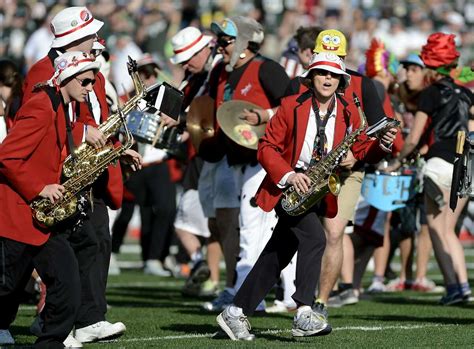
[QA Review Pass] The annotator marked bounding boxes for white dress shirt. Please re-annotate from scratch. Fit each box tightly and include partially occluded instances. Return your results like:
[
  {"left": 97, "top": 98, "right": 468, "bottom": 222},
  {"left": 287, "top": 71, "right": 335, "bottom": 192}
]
[{"left": 278, "top": 101, "right": 337, "bottom": 187}]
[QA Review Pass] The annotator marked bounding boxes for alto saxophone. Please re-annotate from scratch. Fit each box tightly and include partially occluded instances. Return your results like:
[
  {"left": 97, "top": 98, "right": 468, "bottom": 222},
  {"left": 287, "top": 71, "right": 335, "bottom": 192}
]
[
  {"left": 281, "top": 93, "right": 367, "bottom": 216},
  {"left": 31, "top": 57, "right": 146, "bottom": 227}
]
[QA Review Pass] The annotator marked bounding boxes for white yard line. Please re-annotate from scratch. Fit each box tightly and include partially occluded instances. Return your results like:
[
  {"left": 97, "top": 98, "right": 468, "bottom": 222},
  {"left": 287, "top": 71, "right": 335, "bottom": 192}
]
[{"left": 109, "top": 323, "right": 458, "bottom": 343}]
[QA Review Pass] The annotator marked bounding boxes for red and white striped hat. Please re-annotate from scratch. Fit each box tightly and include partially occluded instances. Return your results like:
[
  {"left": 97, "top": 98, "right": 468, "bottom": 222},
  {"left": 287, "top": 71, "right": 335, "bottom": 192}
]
[
  {"left": 50, "top": 7, "right": 103, "bottom": 48},
  {"left": 48, "top": 51, "right": 100, "bottom": 87},
  {"left": 170, "top": 27, "right": 213, "bottom": 65},
  {"left": 301, "top": 52, "right": 351, "bottom": 88}
]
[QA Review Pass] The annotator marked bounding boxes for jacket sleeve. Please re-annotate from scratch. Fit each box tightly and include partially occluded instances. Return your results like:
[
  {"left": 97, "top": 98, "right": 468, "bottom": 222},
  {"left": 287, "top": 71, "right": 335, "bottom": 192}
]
[
  {"left": 257, "top": 101, "right": 294, "bottom": 185},
  {"left": 0, "top": 97, "right": 54, "bottom": 201}
]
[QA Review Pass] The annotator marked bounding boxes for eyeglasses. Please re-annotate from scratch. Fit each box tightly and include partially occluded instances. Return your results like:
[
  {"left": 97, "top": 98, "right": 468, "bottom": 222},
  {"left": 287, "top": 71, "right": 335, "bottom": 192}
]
[
  {"left": 313, "top": 69, "right": 341, "bottom": 78},
  {"left": 75, "top": 77, "right": 96, "bottom": 87},
  {"left": 217, "top": 36, "right": 235, "bottom": 48}
]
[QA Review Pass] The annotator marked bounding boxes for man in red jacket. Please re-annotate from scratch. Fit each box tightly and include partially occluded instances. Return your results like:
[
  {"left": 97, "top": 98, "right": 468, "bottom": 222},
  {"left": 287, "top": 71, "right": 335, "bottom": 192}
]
[
  {"left": 216, "top": 52, "right": 396, "bottom": 340},
  {"left": 22, "top": 7, "right": 140, "bottom": 345},
  {"left": 0, "top": 51, "right": 100, "bottom": 348}
]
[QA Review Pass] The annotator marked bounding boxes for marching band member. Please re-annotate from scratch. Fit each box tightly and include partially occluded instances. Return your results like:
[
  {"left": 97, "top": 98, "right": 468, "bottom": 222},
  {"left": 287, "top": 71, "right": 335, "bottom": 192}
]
[
  {"left": 216, "top": 52, "right": 396, "bottom": 340},
  {"left": 200, "top": 16, "right": 290, "bottom": 312},
  {"left": 386, "top": 32, "right": 474, "bottom": 305},
  {"left": 22, "top": 7, "right": 141, "bottom": 345},
  {"left": 168, "top": 27, "right": 222, "bottom": 296},
  {"left": 0, "top": 51, "right": 99, "bottom": 348}
]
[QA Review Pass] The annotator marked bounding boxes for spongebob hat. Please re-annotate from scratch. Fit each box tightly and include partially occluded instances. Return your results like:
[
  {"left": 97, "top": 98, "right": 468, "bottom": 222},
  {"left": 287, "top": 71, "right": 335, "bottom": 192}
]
[{"left": 314, "top": 29, "right": 347, "bottom": 57}]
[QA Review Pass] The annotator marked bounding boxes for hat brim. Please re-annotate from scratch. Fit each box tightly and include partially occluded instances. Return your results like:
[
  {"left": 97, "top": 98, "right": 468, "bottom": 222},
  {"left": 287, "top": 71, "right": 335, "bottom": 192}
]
[
  {"left": 301, "top": 65, "right": 351, "bottom": 88},
  {"left": 211, "top": 20, "right": 237, "bottom": 38},
  {"left": 400, "top": 60, "right": 424, "bottom": 68},
  {"left": 170, "top": 35, "right": 213, "bottom": 65},
  {"left": 51, "top": 18, "right": 104, "bottom": 48}
]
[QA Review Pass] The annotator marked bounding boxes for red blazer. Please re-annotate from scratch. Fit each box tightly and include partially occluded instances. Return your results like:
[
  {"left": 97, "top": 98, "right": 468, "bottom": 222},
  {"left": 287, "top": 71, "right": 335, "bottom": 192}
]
[
  {"left": 0, "top": 91, "right": 67, "bottom": 246},
  {"left": 255, "top": 90, "right": 386, "bottom": 216},
  {"left": 23, "top": 51, "right": 123, "bottom": 209}
]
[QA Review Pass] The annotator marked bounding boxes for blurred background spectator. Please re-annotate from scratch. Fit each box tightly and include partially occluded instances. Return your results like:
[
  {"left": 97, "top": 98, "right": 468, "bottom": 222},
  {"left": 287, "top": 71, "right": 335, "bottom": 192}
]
[{"left": 0, "top": 0, "right": 471, "bottom": 87}]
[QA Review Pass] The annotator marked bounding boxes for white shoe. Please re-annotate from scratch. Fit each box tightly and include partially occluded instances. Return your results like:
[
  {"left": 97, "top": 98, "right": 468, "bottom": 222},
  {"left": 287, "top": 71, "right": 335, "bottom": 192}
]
[
  {"left": 64, "top": 333, "right": 83, "bottom": 348},
  {"left": 266, "top": 300, "right": 297, "bottom": 313},
  {"left": 144, "top": 260, "right": 171, "bottom": 277},
  {"left": 0, "top": 329, "right": 15, "bottom": 345},
  {"left": 108, "top": 253, "right": 121, "bottom": 276},
  {"left": 75, "top": 321, "right": 126, "bottom": 343}
]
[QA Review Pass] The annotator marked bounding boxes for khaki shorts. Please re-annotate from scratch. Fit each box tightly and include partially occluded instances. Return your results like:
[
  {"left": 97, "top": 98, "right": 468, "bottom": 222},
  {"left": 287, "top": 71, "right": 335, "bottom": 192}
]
[{"left": 336, "top": 170, "right": 364, "bottom": 222}]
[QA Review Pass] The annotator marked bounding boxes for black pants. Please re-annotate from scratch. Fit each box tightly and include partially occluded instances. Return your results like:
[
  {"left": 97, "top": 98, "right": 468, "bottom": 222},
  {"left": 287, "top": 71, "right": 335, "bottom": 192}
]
[
  {"left": 127, "top": 163, "right": 176, "bottom": 261},
  {"left": 0, "top": 234, "right": 81, "bottom": 349},
  {"left": 69, "top": 197, "right": 110, "bottom": 328},
  {"left": 233, "top": 204, "right": 326, "bottom": 315},
  {"left": 208, "top": 208, "right": 240, "bottom": 288},
  {"left": 111, "top": 199, "right": 135, "bottom": 253}
]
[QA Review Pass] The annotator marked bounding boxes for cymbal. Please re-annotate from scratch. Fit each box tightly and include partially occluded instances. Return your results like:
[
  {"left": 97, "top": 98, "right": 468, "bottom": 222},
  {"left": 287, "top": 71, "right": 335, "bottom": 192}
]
[
  {"left": 186, "top": 95, "right": 215, "bottom": 151},
  {"left": 216, "top": 100, "right": 266, "bottom": 150}
]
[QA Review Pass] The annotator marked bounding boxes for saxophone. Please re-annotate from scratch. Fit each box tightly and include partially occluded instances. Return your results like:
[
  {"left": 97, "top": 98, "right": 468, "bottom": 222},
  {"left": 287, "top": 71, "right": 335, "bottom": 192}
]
[
  {"left": 281, "top": 93, "right": 367, "bottom": 216},
  {"left": 30, "top": 57, "right": 146, "bottom": 227}
]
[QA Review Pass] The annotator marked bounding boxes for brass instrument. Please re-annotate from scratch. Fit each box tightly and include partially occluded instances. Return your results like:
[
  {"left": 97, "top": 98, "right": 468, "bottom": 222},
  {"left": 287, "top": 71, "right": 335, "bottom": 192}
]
[
  {"left": 281, "top": 93, "right": 367, "bottom": 216},
  {"left": 186, "top": 95, "right": 215, "bottom": 151},
  {"left": 30, "top": 57, "right": 145, "bottom": 227},
  {"left": 216, "top": 100, "right": 267, "bottom": 150}
]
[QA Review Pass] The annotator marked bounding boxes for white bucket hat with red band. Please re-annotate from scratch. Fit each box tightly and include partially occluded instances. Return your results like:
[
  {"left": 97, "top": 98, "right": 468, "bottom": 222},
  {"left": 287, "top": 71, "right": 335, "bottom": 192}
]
[
  {"left": 170, "top": 27, "right": 213, "bottom": 65},
  {"left": 301, "top": 52, "right": 351, "bottom": 89},
  {"left": 48, "top": 51, "right": 101, "bottom": 87},
  {"left": 50, "top": 7, "right": 104, "bottom": 48}
]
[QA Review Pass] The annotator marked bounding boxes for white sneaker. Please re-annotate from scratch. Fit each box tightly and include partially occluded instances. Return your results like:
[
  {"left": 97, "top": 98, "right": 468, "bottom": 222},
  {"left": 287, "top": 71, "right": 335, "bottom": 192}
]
[
  {"left": 64, "top": 333, "right": 83, "bottom": 348},
  {"left": 75, "top": 321, "right": 126, "bottom": 343},
  {"left": 108, "top": 253, "right": 121, "bottom": 276},
  {"left": 144, "top": 260, "right": 172, "bottom": 277},
  {"left": 0, "top": 329, "right": 14, "bottom": 345},
  {"left": 265, "top": 300, "right": 296, "bottom": 313}
]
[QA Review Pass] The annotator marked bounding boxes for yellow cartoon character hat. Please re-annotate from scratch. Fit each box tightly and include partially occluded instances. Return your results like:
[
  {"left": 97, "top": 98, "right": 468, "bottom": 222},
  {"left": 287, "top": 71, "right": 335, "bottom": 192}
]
[{"left": 314, "top": 29, "right": 347, "bottom": 57}]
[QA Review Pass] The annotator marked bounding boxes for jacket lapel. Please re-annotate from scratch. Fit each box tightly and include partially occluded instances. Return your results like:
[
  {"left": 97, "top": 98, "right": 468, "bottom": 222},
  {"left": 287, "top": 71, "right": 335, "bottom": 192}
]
[
  {"left": 291, "top": 91, "right": 312, "bottom": 167},
  {"left": 333, "top": 96, "right": 349, "bottom": 148}
]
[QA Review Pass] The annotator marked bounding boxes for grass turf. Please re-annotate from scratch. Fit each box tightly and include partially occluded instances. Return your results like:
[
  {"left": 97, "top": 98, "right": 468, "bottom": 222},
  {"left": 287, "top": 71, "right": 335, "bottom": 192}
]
[{"left": 9, "top": 244, "right": 474, "bottom": 348}]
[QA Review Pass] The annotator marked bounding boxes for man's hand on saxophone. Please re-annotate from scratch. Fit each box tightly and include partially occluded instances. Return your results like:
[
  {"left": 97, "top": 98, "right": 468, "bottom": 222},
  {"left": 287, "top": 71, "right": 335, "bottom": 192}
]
[
  {"left": 85, "top": 126, "right": 107, "bottom": 149},
  {"left": 121, "top": 149, "right": 143, "bottom": 171},
  {"left": 340, "top": 149, "right": 357, "bottom": 169},
  {"left": 287, "top": 172, "right": 312, "bottom": 194},
  {"left": 39, "top": 184, "right": 65, "bottom": 204}
]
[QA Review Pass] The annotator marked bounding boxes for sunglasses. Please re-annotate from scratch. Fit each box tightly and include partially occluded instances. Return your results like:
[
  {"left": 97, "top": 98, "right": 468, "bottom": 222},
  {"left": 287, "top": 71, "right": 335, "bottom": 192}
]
[
  {"left": 313, "top": 69, "right": 341, "bottom": 78},
  {"left": 217, "top": 36, "right": 235, "bottom": 48},
  {"left": 75, "top": 77, "right": 96, "bottom": 87}
]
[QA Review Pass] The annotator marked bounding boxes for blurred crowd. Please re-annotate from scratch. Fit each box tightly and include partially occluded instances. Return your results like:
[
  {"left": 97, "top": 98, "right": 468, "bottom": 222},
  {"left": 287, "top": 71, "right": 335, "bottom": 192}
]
[{"left": 1, "top": 0, "right": 473, "bottom": 92}]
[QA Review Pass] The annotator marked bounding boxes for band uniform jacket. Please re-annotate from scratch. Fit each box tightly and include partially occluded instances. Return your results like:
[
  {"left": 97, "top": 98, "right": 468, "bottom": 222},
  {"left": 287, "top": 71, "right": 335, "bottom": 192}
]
[
  {"left": 0, "top": 91, "right": 67, "bottom": 246},
  {"left": 255, "top": 91, "right": 387, "bottom": 217},
  {"left": 22, "top": 52, "right": 123, "bottom": 209}
]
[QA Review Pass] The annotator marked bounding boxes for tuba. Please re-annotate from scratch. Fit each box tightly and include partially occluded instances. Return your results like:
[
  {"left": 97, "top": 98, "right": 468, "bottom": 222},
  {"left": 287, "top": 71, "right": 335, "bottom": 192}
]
[
  {"left": 281, "top": 93, "right": 367, "bottom": 216},
  {"left": 30, "top": 57, "right": 145, "bottom": 227}
]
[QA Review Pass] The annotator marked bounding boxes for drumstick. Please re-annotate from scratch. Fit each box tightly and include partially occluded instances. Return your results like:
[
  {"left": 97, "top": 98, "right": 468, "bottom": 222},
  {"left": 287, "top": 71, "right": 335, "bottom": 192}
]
[{"left": 151, "top": 118, "right": 165, "bottom": 148}]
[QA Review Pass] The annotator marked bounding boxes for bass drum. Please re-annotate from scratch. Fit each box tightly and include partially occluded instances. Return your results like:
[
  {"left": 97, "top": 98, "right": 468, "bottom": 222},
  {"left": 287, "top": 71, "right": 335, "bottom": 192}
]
[{"left": 361, "top": 168, "right": 418, "bottom": 212}]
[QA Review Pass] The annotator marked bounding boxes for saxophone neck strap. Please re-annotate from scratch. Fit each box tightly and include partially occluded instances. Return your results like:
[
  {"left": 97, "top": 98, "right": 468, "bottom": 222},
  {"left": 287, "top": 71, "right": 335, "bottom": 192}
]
[{"left": 60, "top": 95, "right": 77, "bottom": 160}]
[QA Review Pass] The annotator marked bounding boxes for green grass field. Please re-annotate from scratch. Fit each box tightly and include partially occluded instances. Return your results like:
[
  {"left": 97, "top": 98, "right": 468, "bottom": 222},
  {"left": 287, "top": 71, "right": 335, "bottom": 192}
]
[{"left": 9, "top": 244, "right": 474, "bottom": 348}]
